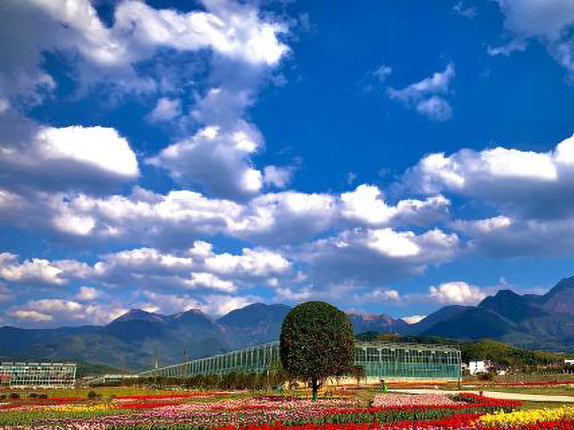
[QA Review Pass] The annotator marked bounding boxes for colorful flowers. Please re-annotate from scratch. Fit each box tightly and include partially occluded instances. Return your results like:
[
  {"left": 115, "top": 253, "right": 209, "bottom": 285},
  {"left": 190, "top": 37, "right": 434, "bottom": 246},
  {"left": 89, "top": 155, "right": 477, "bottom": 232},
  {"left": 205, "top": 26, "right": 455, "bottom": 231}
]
[
  {"left": 0, "top": 390, "right": 531, "bottom": 430},
  {"left": 478, "top": 407, "right": 574, "bottom": 426}
]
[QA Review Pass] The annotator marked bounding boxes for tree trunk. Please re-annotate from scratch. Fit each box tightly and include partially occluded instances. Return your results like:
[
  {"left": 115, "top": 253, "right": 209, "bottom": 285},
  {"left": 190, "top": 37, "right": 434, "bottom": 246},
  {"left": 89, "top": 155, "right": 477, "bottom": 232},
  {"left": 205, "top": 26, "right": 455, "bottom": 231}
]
[{"left": 311, "top": 377, "right": 318, "bottom": 401}]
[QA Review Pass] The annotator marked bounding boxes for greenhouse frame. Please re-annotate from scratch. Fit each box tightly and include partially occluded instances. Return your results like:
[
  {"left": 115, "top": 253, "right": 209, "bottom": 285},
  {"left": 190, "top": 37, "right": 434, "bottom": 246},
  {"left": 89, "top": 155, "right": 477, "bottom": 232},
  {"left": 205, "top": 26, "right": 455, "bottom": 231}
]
[
  {"left": 0, "top": 362, "right": 77, "bottom": 388},
  {"left": 139, "top": 341, "right": 461, "bottom": 381}
]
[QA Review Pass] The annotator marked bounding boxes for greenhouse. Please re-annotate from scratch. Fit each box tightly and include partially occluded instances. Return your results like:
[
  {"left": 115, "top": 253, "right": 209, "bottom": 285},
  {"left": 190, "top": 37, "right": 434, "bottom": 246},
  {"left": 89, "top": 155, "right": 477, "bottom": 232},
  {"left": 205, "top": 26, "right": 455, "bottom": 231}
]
[
  {"left": 139, "top": 341, "right": 461, "bottom": 381},
  {"left": 0, "top": 362, "right": 76, "bottom": 388}
]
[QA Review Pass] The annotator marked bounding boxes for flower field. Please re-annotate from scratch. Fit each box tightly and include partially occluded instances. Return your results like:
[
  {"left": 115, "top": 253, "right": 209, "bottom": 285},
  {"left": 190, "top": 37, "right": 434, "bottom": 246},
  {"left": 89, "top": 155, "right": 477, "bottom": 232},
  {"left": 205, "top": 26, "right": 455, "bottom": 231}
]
[{"left": 1, "top": 389, "right": 573, "bottom": 430}]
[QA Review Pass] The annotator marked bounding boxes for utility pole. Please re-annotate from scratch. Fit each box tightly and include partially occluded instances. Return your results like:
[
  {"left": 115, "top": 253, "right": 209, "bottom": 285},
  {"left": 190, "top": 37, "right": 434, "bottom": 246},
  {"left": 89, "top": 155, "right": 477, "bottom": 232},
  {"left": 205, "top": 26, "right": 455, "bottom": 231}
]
[{"left": 182, "top": 348, "right": 189, "bottom": 380}]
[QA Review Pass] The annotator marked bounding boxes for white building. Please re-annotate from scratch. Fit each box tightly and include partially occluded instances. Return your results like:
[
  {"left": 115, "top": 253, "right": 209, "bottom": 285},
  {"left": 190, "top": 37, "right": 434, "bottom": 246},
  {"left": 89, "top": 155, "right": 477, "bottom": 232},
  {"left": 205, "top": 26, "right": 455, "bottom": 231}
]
[
  {"left": 0, "top": 362, "right": 76, "bottom": 388},
  {"left": 468, "top": 360, "right": 491, "bottom": 375}
]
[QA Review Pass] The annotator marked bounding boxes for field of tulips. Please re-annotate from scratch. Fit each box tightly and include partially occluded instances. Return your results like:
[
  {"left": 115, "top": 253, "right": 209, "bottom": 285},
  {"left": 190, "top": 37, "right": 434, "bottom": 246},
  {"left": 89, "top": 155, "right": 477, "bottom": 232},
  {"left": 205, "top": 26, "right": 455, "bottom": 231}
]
[{"left": 0, "top": 390, "right": 532, "bottom": 430}]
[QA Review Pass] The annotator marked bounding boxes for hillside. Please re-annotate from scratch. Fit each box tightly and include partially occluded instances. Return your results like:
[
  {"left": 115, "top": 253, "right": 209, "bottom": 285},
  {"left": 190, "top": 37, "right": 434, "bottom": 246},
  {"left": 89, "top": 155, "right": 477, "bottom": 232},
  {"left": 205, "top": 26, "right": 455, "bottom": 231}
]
[
  {"left": 418, "top": 276, "right": 574, "bottom": 351},
  {"left": 0, "top": 304, "right": 408, "bottom": 370},
  {"left": 3, "top": 276, "right": 574, "bottom": 370}
]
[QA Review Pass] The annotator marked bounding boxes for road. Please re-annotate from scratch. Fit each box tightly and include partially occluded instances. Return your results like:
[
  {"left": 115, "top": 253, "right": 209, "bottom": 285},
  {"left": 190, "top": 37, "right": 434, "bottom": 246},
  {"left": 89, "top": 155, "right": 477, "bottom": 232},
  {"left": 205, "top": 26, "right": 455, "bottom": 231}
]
[{"left": 389, "top": 389, "right": 574, "bottom": 403}]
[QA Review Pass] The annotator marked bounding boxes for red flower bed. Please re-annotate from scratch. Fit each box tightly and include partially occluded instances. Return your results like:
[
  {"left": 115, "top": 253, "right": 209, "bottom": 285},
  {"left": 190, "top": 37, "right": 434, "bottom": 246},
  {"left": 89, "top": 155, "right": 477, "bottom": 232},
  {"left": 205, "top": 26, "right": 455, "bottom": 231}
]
[
  {"left": 206, "top": 416, "right": 574, "bottom": 430},
  {"left": 116, "top": 401, "right": 179, "bottom": 409},
  {"left": 321, "top": 393, "right": 520, "bottom": 415},
  {"left": 115, "top": 392, "right": 228, "bottom": 400}
]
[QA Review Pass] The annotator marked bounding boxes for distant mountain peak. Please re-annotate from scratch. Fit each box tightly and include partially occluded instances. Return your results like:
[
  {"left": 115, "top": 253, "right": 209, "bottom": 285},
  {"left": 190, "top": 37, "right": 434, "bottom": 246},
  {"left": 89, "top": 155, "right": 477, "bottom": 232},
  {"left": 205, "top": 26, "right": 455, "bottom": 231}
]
[
  {"left": 110, "top": 309, "right": 166, "bottom": 325},
  {"left": 544, "top": 275, "right": 574, "bottom": 298},
  {"left": 167, "top": 308, "right": 215, "bottom": 325}
]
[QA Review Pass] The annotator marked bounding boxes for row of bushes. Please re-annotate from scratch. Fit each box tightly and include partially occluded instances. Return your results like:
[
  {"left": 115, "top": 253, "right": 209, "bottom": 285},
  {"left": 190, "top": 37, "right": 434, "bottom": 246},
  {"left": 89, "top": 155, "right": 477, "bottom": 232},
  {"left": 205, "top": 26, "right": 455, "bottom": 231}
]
[
  {"left": 137, "top": 369, "right": 294, "bottom": 391},
  {"left": 0, "top": 392, "right": 49, "bottom": 400}
]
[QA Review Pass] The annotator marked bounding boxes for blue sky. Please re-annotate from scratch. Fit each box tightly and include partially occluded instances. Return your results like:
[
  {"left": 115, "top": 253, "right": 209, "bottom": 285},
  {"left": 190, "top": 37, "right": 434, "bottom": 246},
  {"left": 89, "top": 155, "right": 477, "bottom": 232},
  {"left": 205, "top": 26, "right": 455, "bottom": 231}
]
[{"left": 2, "top": 0, "right": 574, "bottom": 327}]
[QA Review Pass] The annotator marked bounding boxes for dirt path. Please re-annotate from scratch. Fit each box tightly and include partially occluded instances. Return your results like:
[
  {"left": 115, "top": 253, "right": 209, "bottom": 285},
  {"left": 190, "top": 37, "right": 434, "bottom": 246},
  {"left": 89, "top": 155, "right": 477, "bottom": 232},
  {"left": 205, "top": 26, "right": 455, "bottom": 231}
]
[{"left": 389, "top": 389, "right": 574, "bottom": 403}]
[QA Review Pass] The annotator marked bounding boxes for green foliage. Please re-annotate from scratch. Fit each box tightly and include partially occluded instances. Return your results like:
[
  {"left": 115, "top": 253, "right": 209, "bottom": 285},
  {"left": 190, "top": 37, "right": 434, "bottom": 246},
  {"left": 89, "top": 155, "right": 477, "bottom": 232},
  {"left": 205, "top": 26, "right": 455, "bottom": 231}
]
[
  {"left": 351, "top": 365, "right": 366, "bottom": 384},
  {"left": 86, "top": 390, "right": 100, "bottom": 401},
  {"left": 280, "top": 301, "right": 355, "bottom": 399}
]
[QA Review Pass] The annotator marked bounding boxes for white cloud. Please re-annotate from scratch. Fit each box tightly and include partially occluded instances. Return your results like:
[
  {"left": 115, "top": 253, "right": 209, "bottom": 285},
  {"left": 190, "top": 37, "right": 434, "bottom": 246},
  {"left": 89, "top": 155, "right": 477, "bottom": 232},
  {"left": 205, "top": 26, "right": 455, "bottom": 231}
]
[
  {"left": 496, "top": 0, "right": 574, "bottom": 39},
  {"left": 263, "top": 165, "right": 294, "bottom": 189},
  {"left": 0, "top": 125, "right": 139, "bottom": 192},
  {"left": 149, "top": 123, "right": 264, "bottom": 200},
  {"left": 9, "top": 309, "right": 52, "bottom": 322},
  {"left": 453, "top": 2, "right": 477, "bottom": 19},
  {"left": 401, "top": 315, "right": 426, "bottom": 324},
  {"left": 299, "top": 227, "right": 459, "bottom": 286},
  {"left": 339, "top": 184, "right": 450, "bottom": 227},
  {"left": 495, "top": 0, "right": 574, "bottom": 76},
  {"left": 428, "top": 281, "right": 486, "bottom": 305},
  {"left": 139, "top": 290, "right": 256, "bottom": 316},
  {"left": 147, "top": 97, "right": 182, "bottom": 122},
  {"left": 0, "top": 253, "right": 68, "bottom": 285},
  {"left": 387, "top": 63, "right": 455, "bottom": 121},
  {"left": 415, "top": 96, "right": 453, "bottom": 121},
  {"left": 204, "top": 248, "right": 290, "bottom": 278},
  {"left": 0, "top": 0, "right": 288, "bottom": 100},
  {"left": 0, "top": 0, "right": 289, "bottom": 205},
  {"left": 89, "top": 241, "right": 290, "bottom": 293},
  {"left": 373, "top": 65, "right": 392, "bottom": 82},
  {"left": 355, "top": 289, "right": 402, "bottom": 302},
  {"left": 27, "top": 299, "right": 83, "bottom": 313},
  {"left": 487, "top": 39, "right": 528, "bottom": 56},
  {"left": 185, "top": 273, "right": 236, "bottom": 292},
  {"left": 76, "top": 286, "right": 102, "bottom": 301},
  {"left": 10, "top": 298, "right": 128, "bottom": 326},
  {"left": 0, "top": 182, "right": 451, "bottom": 252},
  {"left": 403, "top": 134, "right": 574, "bottom": 220}
]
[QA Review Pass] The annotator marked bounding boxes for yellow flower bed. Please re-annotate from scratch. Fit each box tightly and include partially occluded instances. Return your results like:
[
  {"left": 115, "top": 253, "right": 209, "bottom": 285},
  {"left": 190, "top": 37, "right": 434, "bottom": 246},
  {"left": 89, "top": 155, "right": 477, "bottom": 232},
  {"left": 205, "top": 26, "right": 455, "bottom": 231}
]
[{"left": 478, "top": 407, "right": 574, "bottom": 426}]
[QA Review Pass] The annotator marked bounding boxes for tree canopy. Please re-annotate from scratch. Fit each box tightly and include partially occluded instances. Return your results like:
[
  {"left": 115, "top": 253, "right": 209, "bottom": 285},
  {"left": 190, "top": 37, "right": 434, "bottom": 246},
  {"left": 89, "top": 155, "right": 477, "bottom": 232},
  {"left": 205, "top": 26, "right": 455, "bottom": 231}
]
[{"left": 280, "top": 301, "right": 355, "bottom": 400}]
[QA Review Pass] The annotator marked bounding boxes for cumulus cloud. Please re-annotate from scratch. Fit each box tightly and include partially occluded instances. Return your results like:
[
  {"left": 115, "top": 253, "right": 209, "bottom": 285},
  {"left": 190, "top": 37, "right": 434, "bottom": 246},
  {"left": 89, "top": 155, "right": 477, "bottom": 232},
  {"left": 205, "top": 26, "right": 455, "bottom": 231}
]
[
  {"left": 0, "top": 181, "right": 452, "bottom": 250},
  {"left": 0, "top": 125, "right": 139, "bottom": 192},
  {"left": 0, "top": 0, "right": 288, "bottom": 100},
  {"left": 0, "top": 0, "right": 290, "bottom": 205},
  {"left": 0, "top": 253, "right": 85, "bottom": 285},
  {"left": 149, "top": 123, "right": 264, "bottom": 200},
  {"left": 387, "top": 63, "right": 455, "bottom": 121},
  {"left": 298, "top": 227, "right": 459, "bottom": 286},
  {"left": 400, "top": 134, "right": 574, "bottom": 257},
  {"left": 428, "top": 281, "right": 486, "bottom": 305},
  {"left": 354, "top": 289, "right": 402, "bottom": 303},
  {"left": 9, "top": 299, "right": 127, "bottom": 326},
  {"left": 495, "top": 0, "right": 574, "bottom": 76},
  {"left": 403, "top": 134, "right": 574, "bottom": 220},
  {"left": 87, "top": 241, "right": 291, "bottom": 294},
  {"left": 339, "top": 184, "right": 450, "bottom": 227}
]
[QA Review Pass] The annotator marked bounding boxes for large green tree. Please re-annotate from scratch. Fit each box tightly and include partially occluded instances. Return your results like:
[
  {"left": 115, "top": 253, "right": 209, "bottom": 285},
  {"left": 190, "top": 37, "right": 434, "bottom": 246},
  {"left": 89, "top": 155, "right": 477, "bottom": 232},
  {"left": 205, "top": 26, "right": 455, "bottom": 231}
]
[{"left": 280, "top": 301, "right": 355, "bottom": 400}]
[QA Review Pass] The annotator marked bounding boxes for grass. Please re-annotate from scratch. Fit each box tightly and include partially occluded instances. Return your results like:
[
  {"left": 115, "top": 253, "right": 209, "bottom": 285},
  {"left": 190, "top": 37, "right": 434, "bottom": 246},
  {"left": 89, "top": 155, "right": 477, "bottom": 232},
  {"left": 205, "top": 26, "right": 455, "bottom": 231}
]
[
  {"left": 0, "top": 387, "right": 181, "bottom": 398},
  {"left": 520, "top": 400, "right": 573, "bottom": 410}
]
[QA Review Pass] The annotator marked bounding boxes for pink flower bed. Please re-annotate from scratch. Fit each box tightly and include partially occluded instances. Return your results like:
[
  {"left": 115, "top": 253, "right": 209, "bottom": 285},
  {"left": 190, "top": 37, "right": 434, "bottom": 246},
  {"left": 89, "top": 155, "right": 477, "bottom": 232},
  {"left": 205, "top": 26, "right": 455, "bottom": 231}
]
[{"left": 372, "top": 394, "right": 459, "bottom": 408}]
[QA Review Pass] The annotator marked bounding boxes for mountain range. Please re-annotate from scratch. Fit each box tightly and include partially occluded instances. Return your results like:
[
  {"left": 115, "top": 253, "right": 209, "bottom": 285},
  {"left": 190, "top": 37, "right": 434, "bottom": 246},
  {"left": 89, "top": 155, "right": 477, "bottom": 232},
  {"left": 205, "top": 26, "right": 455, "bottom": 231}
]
[{"left": 2, "top": 276, "right": 574, "bottom": 370}]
